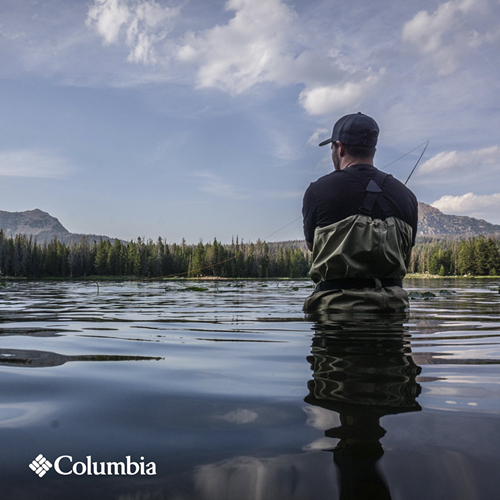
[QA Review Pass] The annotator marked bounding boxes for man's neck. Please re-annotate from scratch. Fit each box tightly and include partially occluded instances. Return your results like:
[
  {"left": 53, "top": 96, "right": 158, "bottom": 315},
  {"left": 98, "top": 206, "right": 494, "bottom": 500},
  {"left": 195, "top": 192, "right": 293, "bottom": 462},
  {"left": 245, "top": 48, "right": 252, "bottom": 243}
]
[{"left": 340, "top": 159, "right": 374, "bottom": 170}]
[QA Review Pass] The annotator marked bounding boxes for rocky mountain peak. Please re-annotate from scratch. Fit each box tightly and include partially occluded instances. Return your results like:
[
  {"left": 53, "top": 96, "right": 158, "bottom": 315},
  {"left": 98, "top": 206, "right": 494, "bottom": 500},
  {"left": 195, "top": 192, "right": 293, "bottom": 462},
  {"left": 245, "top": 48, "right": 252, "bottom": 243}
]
[{"left": 417, "top": 202, "right": 500, "bottom": 237}]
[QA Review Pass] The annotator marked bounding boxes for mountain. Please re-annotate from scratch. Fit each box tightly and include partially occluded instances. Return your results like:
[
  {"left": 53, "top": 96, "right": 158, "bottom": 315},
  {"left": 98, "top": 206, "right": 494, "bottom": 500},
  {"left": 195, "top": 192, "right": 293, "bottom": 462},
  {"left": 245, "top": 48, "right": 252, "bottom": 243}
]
[
  {"left": 0, "top": 209, "right": 69, "bottom": 240},
  {"left": 417, "top": 202, "right": 500, "bottom": 237},
  {"left": 0, "top": 209, "right": 115, "bottom": 245}
]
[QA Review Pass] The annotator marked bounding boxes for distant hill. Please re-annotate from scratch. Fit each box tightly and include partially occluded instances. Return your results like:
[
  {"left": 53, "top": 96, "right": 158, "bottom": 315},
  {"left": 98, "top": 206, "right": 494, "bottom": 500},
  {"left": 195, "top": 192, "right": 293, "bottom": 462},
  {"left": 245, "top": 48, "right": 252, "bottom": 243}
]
[
  {"left": 0, "top": 209, "right": 115, "bottom": 245},
  {"left": 417, "top": 202, "right": 500, "bottom": 237}
]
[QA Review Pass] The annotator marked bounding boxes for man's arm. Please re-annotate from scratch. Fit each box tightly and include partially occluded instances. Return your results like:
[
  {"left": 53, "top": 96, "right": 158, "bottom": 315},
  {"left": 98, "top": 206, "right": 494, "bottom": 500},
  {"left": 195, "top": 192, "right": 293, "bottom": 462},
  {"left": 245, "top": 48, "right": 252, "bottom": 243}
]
[
  {"left": 406, "top": 193, "right": 418, "bottom": 271},
  {"left": 405, "top": 248, "right": 412, "bottom": 271},
  {"left": 302, "top": 184, "right": 317, "bottom": 252}
]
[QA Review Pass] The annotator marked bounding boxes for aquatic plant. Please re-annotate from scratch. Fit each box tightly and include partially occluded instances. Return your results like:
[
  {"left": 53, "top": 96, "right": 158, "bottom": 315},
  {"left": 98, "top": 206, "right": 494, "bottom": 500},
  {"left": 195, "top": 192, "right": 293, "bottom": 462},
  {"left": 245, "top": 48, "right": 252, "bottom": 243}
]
[{"left": 408, "top": 291, "right": 437, "bottom": 299}]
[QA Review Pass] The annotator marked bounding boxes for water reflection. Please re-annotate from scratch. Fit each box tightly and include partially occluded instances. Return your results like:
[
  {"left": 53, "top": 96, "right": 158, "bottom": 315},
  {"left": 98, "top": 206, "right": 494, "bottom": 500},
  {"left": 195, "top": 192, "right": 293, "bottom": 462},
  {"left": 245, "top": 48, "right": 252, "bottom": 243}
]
[
  {"left": 0, "top": 349, "right": 162, "bottom": 367},
  {"left": 305, "top": 313, "right": 422, "bottom": 499}
]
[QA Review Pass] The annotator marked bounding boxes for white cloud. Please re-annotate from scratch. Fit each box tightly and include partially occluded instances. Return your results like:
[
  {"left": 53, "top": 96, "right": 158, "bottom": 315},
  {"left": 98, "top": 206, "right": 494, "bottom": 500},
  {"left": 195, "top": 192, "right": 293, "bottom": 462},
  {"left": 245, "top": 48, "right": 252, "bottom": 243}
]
[
  {"left": 417, "top": 146, "right": 500, "bottom": 176},
  {"left": 219, "top": 409, "right": 258, "bottom": 424},
  {"left": 302, "top": 437, "right": 337, "bottom": 451},
  {"left": 83, "top": 0, "right": 385, "bottom": 114},
  {"left": 86, "top": 0, "right": 180, "bottom": 64},
  {"left": 402, "top": 0, "right": 491, "bottom": 75},
  {"left": 261, "top": 190, "right": 302, "bottom": 199},
  {"left": 302, "top": 406, "right": 339, "bottom": 431},
  {"left": 192, "top": 171, "right": 301, "bottom": 202},
  {"left": 432, "top": 192, "right": 500, "bottom": 222},
  {"left": 192, "top": 171, "right": 249, "bottom": 200},
  {"left": 314, "top": 156, "right": 333, "bottom": 174},
  {"left": 174, "top": 0, "right": 380, "bottom": 115},
  {"left": 268, "top": 130, "right": 302, "bottom": 161},
  {"left": 176, "top": 0, "right": 383, "bottom": 118},
  {"left": 307, "top": 128, "right": 329, "bottom": 146},
  {"left": 299, "top": 74, "right": 380, "bottom": 115},
  {"left": 86, "top": 0, "right": 130, "bottom": 45},
  {"left": 176, "top": 0, "right": 298, "bottom": 94},
  {"left": 0, "top": 150, "right": 75, "bottom": 178}
]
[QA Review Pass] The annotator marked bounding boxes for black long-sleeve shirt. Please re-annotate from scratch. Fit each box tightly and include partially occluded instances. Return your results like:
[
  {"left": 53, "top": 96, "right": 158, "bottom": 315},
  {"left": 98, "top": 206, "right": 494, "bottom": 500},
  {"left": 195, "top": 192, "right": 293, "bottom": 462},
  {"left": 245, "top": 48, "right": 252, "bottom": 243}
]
[{"left": 303, "top": 164, "right": 418, "bottom": 246}]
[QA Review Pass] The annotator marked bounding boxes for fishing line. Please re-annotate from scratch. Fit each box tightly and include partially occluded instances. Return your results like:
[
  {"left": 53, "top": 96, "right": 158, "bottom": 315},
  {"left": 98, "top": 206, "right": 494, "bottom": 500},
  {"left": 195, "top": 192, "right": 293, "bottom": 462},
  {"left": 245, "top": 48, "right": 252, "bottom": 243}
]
[
  {"left": 143, "top": 217, "right": 305, "bottom": 281},
  {"left": 103, "top": 141, "right": 430, "bottom": 285},
  {"left": 262, "top": 216, "right": 302, "bottom": 241},
  {"left": 144, "top": 253, "right": 242, "bottom": 281},
  {"left": 379, "top": 140, "right": 430, "bottom": 172}
]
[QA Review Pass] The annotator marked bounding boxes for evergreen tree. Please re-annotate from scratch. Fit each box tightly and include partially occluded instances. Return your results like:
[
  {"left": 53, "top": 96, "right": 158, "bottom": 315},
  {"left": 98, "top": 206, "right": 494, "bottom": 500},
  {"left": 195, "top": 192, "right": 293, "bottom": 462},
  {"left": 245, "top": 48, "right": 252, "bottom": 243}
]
[
  {"left": 189, "top": 241, "right": 205, "bottom": 277},
  {"left": 457, "top": 240, "right": 475, "bottom": 275},
  {"left": 486, "top": 238, "right": 500, "bottom": 275},
  {"left": 94, "top": 239, "right": 110, "bottom": 275},
  {"left": 474, "top": 236, "right": 488, "bottom": 275}
]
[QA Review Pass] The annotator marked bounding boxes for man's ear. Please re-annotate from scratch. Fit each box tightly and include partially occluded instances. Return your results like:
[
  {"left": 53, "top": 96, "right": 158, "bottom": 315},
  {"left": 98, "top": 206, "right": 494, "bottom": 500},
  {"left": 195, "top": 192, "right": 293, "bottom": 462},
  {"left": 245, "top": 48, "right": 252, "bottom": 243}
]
[{"left": 338, "top": 142, "right": 346, "bottom": 157}]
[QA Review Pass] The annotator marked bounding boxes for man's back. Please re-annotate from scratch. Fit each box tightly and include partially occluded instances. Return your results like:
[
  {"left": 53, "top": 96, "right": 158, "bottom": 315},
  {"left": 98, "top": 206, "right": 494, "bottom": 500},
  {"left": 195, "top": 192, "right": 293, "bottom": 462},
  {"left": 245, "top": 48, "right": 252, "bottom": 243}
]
[{"left": 302, "top": 164, "right": 418, "bottom": 247}]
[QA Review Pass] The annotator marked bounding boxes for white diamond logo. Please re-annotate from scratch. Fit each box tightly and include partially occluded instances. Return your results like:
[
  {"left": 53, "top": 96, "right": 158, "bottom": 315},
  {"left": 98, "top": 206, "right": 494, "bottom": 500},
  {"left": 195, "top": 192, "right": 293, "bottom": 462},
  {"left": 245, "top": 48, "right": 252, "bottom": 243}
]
[{"left": 29, "top": 454, "right": 53, "bottom": 477}]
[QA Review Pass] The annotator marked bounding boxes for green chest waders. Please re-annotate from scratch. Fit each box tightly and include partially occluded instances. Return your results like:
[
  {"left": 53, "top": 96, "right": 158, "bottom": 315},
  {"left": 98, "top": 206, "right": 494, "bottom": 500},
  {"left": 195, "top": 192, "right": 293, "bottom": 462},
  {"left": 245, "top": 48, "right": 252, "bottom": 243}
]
[{"left": 303, "top": 168, "right": 413, "bottom": 314}]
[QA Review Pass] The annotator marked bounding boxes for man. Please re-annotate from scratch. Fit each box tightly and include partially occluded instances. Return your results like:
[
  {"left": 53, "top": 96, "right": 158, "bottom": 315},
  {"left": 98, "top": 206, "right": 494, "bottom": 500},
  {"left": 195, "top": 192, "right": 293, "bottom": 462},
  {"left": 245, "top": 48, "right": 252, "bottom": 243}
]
[{"left": 302, "top": 112, "right": 418, "bottom": 313}]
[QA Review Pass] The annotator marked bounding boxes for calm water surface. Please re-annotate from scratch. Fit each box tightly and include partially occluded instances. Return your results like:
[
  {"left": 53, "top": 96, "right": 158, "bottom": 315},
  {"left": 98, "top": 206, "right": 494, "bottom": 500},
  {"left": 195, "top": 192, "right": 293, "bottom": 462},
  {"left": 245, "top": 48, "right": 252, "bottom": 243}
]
[{"left": 0, "top": 278, "right": 499, "bottom": 499}]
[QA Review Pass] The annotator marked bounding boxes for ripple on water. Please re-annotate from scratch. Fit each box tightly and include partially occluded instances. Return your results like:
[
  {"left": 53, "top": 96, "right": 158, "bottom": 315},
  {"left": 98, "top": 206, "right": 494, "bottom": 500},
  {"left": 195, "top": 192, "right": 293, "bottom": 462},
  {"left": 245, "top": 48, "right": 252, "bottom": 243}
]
[{"left": 0, "top": 278, "right": 499, "bottom": 500}]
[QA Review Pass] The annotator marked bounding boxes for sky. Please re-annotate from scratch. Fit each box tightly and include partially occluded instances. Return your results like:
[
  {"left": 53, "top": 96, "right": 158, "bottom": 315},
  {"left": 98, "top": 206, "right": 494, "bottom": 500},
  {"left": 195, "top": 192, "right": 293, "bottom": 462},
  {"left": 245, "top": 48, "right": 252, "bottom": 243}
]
[{"left": 1, "top": 0, "right": 499, "bottom": 243}]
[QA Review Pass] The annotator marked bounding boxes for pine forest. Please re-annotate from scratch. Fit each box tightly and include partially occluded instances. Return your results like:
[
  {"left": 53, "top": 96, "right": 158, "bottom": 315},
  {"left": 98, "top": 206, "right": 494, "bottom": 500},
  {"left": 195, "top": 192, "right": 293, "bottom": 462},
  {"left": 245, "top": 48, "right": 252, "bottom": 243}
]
[{"left": 1, "top": 230, "right": 499, "bottom": 279}]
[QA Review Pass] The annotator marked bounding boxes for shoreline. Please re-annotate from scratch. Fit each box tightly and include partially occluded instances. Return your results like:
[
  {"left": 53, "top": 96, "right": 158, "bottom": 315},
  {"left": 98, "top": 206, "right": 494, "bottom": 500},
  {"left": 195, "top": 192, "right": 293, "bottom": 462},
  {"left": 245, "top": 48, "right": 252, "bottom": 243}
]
[{"left": 1, "top": 274, "right": 499, "bottom": 282}]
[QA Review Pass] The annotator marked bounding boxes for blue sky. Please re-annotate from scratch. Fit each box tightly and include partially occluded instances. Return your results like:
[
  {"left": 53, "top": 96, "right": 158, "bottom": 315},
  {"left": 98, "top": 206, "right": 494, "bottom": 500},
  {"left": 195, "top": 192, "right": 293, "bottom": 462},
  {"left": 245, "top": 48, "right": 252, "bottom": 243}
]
[{"left": 1, "top": 0, "right": 500, "bottom": 243}]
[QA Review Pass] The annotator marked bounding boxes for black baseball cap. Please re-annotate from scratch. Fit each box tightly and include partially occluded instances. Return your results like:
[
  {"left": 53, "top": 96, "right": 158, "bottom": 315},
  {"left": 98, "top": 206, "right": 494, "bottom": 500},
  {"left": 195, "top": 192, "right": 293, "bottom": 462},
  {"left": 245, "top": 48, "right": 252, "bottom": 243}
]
[{"left": 319, "top": 112, "right": 379, "bottom": 147}]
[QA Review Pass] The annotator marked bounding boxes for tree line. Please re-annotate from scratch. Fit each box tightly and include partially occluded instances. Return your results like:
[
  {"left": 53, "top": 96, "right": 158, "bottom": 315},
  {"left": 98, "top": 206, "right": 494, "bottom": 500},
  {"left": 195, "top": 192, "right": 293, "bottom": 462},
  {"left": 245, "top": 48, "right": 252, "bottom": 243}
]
[
  {"left": 1, "top": 230, "right": 499, "bottom": 279},
  {"left": 0, "top": 231, "right": 310, "bottom": 279},
  {"left": 409, "top": 235, "right": 500, "bottom": 276}
]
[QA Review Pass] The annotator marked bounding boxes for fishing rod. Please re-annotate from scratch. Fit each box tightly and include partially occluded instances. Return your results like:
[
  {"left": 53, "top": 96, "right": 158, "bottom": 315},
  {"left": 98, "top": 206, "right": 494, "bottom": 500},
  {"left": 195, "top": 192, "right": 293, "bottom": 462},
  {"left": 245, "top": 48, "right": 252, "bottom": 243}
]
[
  {"left": 142, "top": 219, "right": 304, "bottom": 281},
  {"left": 404, "top": 140, "right": 429, "bottom": 185}
]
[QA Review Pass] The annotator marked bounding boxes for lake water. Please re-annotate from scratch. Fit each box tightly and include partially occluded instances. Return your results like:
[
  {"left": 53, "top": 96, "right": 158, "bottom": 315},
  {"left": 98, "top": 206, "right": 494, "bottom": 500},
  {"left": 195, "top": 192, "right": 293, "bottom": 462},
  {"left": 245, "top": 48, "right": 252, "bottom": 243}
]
[{"left": 0, "top": 278, "right": 499, "bottom": 499}]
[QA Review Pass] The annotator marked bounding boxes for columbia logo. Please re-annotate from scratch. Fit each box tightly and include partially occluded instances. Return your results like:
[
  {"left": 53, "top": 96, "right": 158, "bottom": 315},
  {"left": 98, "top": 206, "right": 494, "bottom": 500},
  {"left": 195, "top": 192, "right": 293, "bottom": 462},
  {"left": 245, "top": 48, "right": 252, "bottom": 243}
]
[
  {"left": 29, "top": 454, "right": 53, "bottom": 477},
  {"left": 27, "top": 454, "right": 156, "bottom": 477}
]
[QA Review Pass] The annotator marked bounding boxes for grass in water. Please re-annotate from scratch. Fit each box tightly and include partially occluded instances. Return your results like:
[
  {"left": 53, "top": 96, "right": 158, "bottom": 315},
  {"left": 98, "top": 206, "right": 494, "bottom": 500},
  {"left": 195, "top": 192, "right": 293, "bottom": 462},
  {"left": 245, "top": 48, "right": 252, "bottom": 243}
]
[{"left": 184, "top": 286, "right": 209, "bottom": 292}]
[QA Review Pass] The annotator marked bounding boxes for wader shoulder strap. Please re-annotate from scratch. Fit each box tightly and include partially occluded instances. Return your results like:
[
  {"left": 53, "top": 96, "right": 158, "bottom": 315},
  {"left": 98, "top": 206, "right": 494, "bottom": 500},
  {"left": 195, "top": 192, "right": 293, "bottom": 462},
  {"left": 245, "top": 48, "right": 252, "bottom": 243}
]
[{"left": 344, "top": 167, "right": 394, "bottom": 217}]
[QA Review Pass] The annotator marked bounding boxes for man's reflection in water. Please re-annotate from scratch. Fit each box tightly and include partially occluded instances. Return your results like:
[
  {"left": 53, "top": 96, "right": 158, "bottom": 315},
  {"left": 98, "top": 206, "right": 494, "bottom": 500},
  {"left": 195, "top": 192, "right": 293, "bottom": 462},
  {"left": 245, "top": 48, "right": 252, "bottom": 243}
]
[{"left": 304, "top": 313, "right": 422, "bottom": 500}]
